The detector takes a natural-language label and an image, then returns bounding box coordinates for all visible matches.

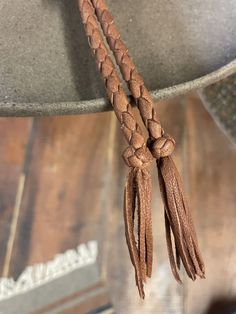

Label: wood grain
[8,113,113,278]
[184,94,236,314]
[0,117,32,276]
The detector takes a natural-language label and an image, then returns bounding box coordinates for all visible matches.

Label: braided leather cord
[78,0,154,298]
[91,0,175,159]
[79,0,205,297]
[91,0,205,283]
[78,0,152,169]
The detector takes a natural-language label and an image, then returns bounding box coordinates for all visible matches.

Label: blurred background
[0,90,235,313]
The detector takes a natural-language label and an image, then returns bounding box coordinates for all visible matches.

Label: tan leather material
[78,0,153,297]
[78,0,205,298]
[148,133,176,159]
[158,157,205,280]
[90,0,205,282]
[122,146,153,169]
[78,0,151,168]
[124,168,152,299]
[91,0,170,146]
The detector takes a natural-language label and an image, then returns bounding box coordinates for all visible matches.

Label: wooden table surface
[0,94,235,314]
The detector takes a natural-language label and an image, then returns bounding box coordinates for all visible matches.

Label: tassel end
[158,157,205,282]
[124,167,153,299]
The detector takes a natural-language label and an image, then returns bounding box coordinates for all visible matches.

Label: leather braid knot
[148,133,175,159]
[123,145,153,168]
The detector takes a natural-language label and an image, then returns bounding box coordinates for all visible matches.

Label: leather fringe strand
[124,168,153,299]
[157,157,205,282]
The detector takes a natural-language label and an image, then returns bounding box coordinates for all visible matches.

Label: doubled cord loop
[79,0,205,298]
[90,0,205,286]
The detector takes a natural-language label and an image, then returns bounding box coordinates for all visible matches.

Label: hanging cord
[78,0,154,298]
[90,0,205,283]
[92,0,205,282]
[92,0,205,281]
[78,0,205,297]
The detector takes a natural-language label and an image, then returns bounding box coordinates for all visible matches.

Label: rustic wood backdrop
[0,94,235,314]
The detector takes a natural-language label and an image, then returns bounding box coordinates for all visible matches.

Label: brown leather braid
[92,0,204,281]
[78,0,150,166]
[79,0,205,298]
[90,0,175,158]
[91,0,205,284]
[78,0,154,298]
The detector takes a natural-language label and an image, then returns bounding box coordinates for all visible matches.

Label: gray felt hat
[0,0,235,116]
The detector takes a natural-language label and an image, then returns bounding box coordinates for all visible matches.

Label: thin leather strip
[164,211,182,283]
[123,168,153,298]
[78,0,153,298]
[136,169,153,281]
[124,169,144,298]
[142,169,153,278]
[91,0,205,283]
[158,157,205,280]
[136,170,147,282]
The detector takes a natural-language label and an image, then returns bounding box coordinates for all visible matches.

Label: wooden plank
[184,94,236,314]
[0,117,32,276]
[8,113,113,278]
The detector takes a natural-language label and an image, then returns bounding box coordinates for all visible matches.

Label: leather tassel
[157,156,205,281]
[124,167,153,299]
[79,0,205,297]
